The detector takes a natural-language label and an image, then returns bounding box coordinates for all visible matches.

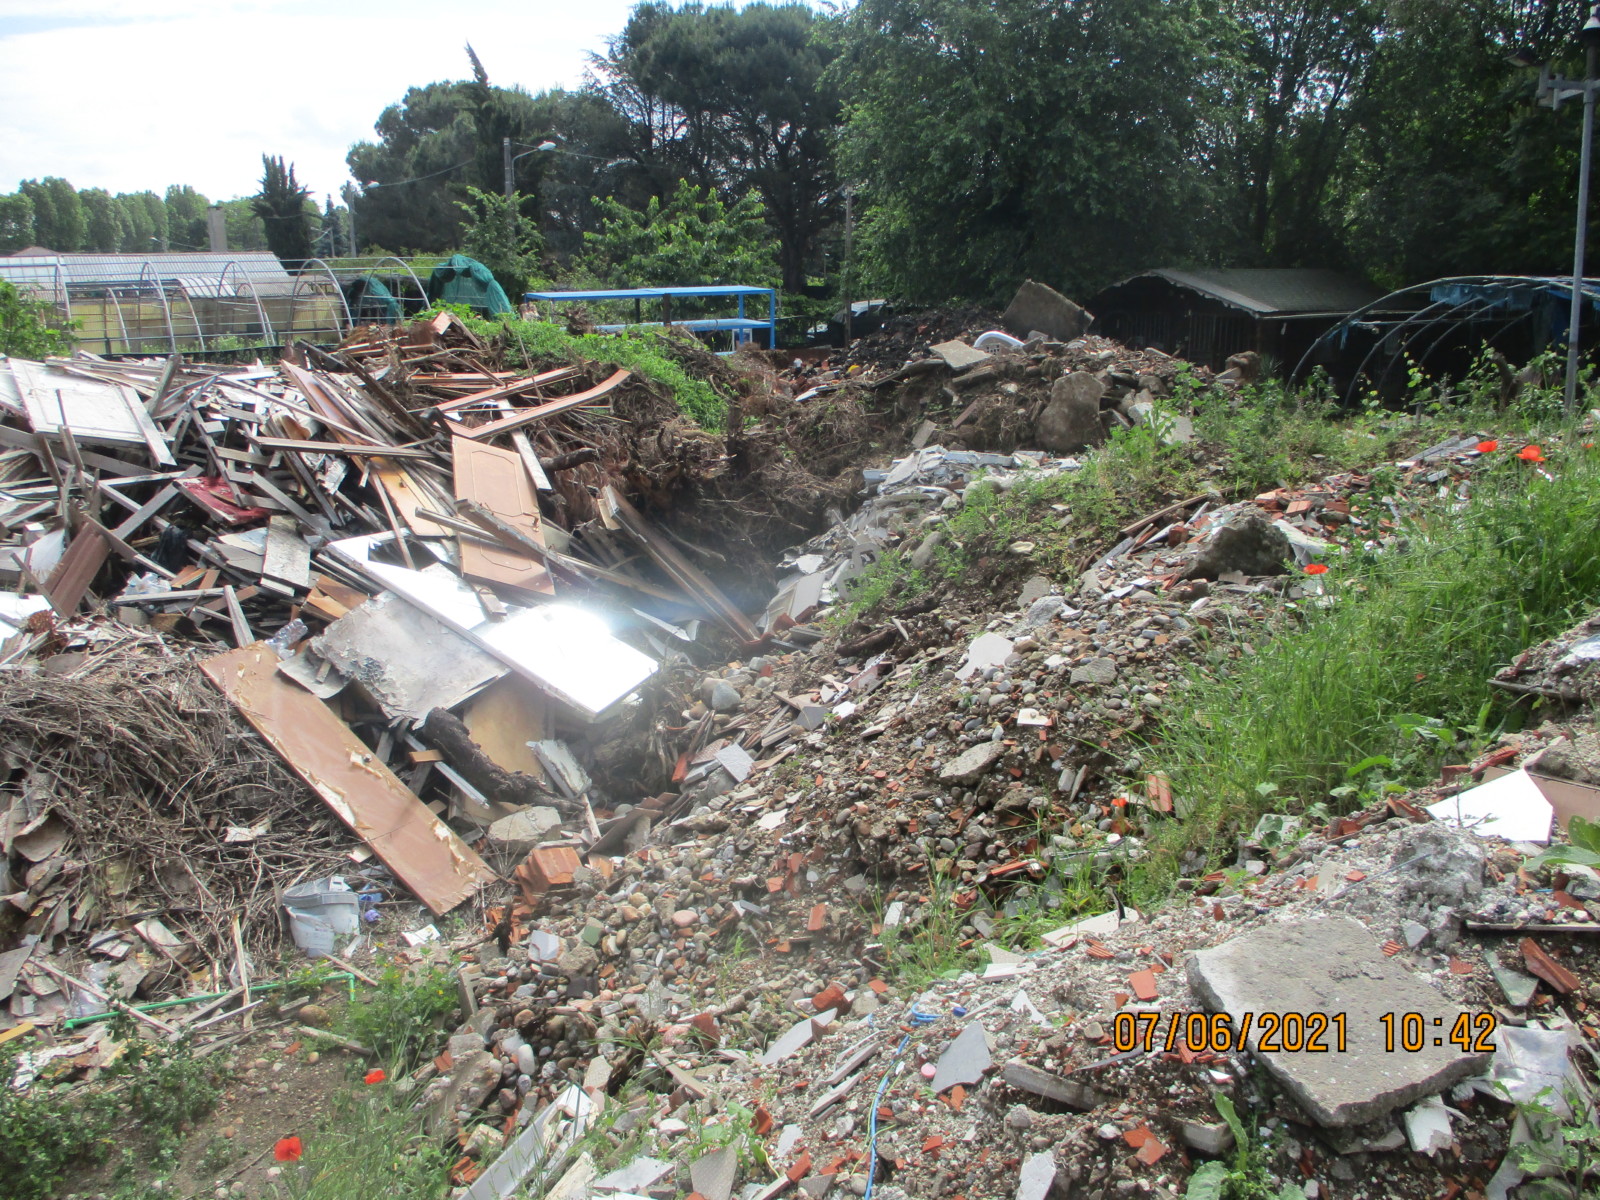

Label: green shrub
[339,961,459,1074]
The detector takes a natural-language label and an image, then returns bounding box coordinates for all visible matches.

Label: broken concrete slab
[930,340,992,374]
[930,1020,991,1094]
[1187,916,1492,1126]
[1001,280,1093,342]
[940,740,1007,786]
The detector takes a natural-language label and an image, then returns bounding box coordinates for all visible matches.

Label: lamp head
[1584,4,1600,50]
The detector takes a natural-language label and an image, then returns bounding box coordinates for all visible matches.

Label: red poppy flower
[1476,440,1498,453]
[1518,445,1546,463]
[1304,564,1329,576]
[364,1068,387,1085]
[274,1136,303,1162]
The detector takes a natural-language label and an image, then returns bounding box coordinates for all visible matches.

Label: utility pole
[503,137,515,201]
[1540,5,1600,410]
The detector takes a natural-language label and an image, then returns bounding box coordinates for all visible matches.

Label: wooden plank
[222,585,253,647]
[431,366,583,415]
[447,370,632,441]
[252,437,435,460]
[44,526,110,616]
[261,516,313,590]
[451,437,554,596]
[374,463,452,538]
[201,644,496,914]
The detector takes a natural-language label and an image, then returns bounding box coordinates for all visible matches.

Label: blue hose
[863,1033,912,1200]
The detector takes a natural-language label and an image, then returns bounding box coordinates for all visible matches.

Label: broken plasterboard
[461,675,549,780]
[5,359,173,465]
[201,642,496,914]
[328,533,657,720]
[1426,768,1554,844]
[304,590,507,722]
[452,436,554,595]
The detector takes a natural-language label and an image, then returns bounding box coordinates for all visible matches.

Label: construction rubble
[0,299,1597,1200]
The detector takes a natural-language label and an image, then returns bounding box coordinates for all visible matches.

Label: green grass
[276,1087,453,1200]
[1134,436,1600,898]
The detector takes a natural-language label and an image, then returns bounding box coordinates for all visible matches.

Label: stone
[1007,1104,1034,1131]
[930,339,992,373]
[690,1143,740,1200]
[463,1123,504,1157]
[1001,280,1093,342]
[1184,513,1294,580]
[1187,916,1493,1126]
[910,531,945,570]
[1014,595,1067,633]
[759,1011,835,1067]
[1127,401,1195,445]
[1070,658,1117,687]
[1401,920,1430,949]
[930,1021,992,1093]
[297,1003,331,1028]
[487,807,563,856]
[940,741,1007,786]
[799,1175,835,1199]
[1001,1061,1103,1111]
[1489,959,1539,1007]
[1035,373,1105,453]
[705,679,742,712]
[1178,1119,1235,1158]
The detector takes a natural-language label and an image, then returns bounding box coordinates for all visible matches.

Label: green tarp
[426,254,512,316]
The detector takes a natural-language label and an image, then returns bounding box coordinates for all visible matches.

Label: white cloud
[0,0,643,200]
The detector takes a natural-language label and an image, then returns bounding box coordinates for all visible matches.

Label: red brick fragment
[1128,969,1159,1001]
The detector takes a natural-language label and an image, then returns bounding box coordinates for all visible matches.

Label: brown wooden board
[452,437,554,596]
[201,643,496,914]
[446,370,632,441]
[45,526,110,615]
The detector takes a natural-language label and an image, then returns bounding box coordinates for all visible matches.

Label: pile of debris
[3,290,1597,1200]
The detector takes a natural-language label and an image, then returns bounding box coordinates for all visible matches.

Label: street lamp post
[503,138,558,200]
[1542,5,1600,410]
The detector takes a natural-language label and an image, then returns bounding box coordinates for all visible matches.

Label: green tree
[18,178,84,251]
[1341,0,1595,285]
[221,198,268,252]
[0,193,34,253]
[594,2,842,291]
[456,185,546,298]
[79,188,126,252]
[580,178,778,290]
[164,185,210,250]
[0,280,71,357]
[832,0,1232,303]
[252,155,314,266]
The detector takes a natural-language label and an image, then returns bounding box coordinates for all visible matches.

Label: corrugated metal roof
[1109,268,1385,316]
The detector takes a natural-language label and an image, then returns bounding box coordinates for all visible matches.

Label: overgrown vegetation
[339,960,460,1075]
[0,1024,220,1200]
[433,305,733,428]
[1140,434,1600,896]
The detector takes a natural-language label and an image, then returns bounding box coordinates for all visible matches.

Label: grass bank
[1135,436,1600,896]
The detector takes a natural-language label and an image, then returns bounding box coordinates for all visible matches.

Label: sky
[0,0,667,203]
